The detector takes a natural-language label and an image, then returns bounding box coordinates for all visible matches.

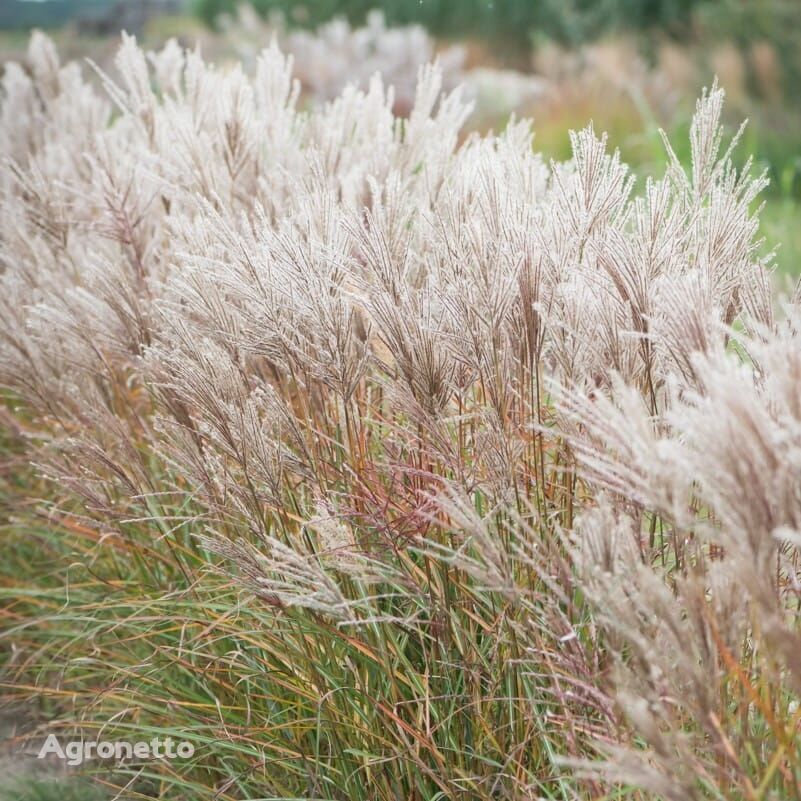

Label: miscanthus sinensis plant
[221,6,465,109]
[0,31,798,801]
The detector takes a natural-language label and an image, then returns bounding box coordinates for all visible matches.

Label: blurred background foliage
[195,0,699,46]
[191,0,801,87]
[192,0,723,47]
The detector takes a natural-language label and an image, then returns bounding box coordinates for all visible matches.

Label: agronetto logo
[37,734,195,767]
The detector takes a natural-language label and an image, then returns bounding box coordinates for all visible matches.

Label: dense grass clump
[0,31,799,801]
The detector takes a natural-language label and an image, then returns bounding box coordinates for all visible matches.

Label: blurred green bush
[193,0,699,49]
[695,0,801,99]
